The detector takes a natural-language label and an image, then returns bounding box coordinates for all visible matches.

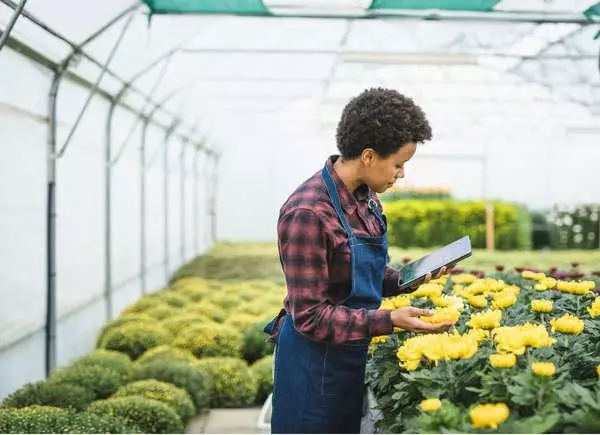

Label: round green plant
[112,380,195,424]
[87,396,183,434]
[174,323,242,358]
[196,357,258,408]
[131,360,212,412]
[97,323,171,360]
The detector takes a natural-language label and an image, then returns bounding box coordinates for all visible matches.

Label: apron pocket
[320,342,368,397]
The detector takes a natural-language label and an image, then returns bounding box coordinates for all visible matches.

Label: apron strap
[321,166,354,237]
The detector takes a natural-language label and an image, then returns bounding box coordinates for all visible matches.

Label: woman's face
[360,143,417,193]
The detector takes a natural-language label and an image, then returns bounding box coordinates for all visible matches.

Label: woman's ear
[360,148,377,166]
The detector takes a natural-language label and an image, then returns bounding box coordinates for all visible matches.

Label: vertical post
[211,154,220,244]
[105,101,116,320]
[180,141,186,263]
[193,147,200,256]
[140,118,148,294]
[45,69,61,378]
[164,131,170,281]
[486,203,495,252]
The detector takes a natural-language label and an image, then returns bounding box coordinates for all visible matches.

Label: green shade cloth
[368,0,501,12]
[143,0,271,15]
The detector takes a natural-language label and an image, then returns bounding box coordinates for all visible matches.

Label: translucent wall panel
[0,49,49,347]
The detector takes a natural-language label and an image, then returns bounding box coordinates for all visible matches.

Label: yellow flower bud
[531,299,553,313]
[470,403,510,429]
[420,398,442,412]
[489,353,516,368]
[531,362,556,377]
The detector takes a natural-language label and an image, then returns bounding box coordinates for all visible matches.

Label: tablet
[397,236,472,291]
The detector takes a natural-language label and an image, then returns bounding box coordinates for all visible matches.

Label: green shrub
[382,199,532,250]
[136,345,197,366]
[95,314,153,348]
[172,287,209,302]
[120,297,164,316]
[87,396,183,434]
[150,291,189,308]
[204,293,240,310]
[143,304,181,320]
[160,313,215,336]
[237,301,272,317]
[187,301,227,322]
[174,323,242,358]
[112,380,195,424]
[251,355,274,404]
[0,405,138,433]
[50,365,124,400]
[70,349,133,381]
[227,313,261,332]
[242,321,274,364]
[196,357,258,408]
[131,360,212,412]
[97,323,171,360]
[0,381,94,410]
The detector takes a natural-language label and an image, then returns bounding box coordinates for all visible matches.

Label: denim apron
[265,165,389,434]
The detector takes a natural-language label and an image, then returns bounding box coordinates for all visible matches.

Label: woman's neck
[333,157,363,192]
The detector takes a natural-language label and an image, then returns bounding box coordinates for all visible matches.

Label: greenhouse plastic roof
[1,0,599,151]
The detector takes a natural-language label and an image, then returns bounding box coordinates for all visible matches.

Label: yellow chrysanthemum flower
[522,271,546,281]
[470,403,510,429]
[468,309,502,330]
[534,284,548,291]
[492,292,517,310]
[379,299,395,311]
[531,299,553,313]
[550,314,584,335]
[531,362,556,377]
[596,365,600,379]
[420,307,461,324]
[410,283,443,299]
[420,398,442,412]
[587,297,600,318]
[492,323,556,355]
[466,295,488,308]
[392,295,412,309]
[452,274,478,284]
[489,353,516,368]
[556,280,595,295]
[540,277,557,289]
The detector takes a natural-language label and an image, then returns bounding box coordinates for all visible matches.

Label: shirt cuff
[367,309,394,337]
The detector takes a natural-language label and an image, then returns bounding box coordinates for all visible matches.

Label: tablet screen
[398,236,472,289]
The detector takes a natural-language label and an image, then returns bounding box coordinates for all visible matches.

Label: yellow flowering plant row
[366,271,600,433]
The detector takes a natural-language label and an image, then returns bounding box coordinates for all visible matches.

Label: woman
[264,87,456,434]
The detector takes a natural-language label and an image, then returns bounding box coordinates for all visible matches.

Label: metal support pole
[163,124,178,280]
[45,67,61,378]
[140,118,148,294]
[0,0,27,53]
[210,154,220,244]
[105,100,116,321]
[193,146,201,256]
[180,141,186,263]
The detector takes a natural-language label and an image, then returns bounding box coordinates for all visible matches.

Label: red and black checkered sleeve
[278,208,393,344]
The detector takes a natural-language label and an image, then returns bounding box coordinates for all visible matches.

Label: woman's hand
[407,266,448,291]
[390,306,455,333]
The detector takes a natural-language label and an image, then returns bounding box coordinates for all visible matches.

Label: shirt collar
[325,155,370,214]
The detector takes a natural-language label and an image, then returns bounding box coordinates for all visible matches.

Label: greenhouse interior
[1,0,600,433]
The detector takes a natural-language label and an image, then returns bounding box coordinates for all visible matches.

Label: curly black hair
[335,87,432,159]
